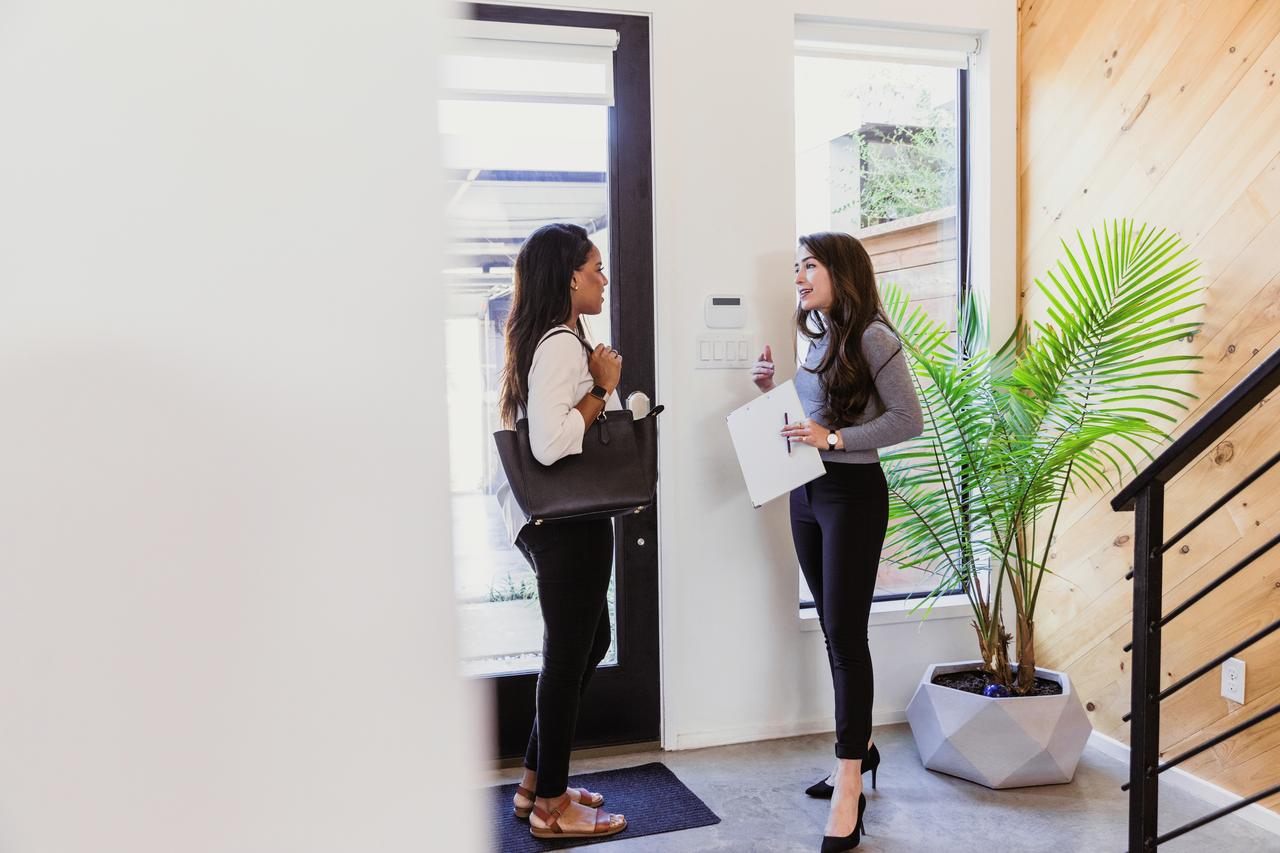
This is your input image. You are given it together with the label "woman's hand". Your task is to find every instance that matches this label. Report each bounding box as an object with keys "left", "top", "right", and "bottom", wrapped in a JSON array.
[
  {"left": 588, "top": 343, "right": 622, "bottom": 393},
  {"left": 781, "top": 418, "right": 841, "bottom": 450},
  {"left": 751, "top": 344, "right": 776, "bottom": 392}
]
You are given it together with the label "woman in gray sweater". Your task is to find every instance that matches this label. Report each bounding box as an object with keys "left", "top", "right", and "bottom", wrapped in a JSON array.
[{"left": 753, "top": 232, "right": 923, "bottom": 852}]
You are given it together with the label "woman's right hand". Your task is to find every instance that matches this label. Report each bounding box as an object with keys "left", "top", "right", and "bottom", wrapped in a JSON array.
[
  {"left": 751, "top": 344, "right": 775, "bottom": 392},
  {"left": 589, "top": 343, "right": 622, "bottom": 393}
]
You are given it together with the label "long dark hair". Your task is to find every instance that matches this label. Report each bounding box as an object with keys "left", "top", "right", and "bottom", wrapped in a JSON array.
[
  {"left": 796, "top": 231, "right": 898, "bottom": 427},
  {"left": 499, "top": 223, "right": 594, "bottom": 427}
]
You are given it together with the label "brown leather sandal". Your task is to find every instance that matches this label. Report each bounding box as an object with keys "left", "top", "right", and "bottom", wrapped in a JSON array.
[
  {"left": 529, "top": 797, "right": 626, "bottom": 840},
  {"left": 512, "top": 785, "right": 603, "bottom": 819}
]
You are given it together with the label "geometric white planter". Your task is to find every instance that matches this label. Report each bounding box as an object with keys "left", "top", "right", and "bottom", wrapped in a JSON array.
[{"left": 905, "top": 660, "right": 1093, "bottom": 789}]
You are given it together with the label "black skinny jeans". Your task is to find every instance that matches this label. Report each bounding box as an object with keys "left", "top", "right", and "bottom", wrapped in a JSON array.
[
  {"left": 514, "top": 517, "right": 614, "bottom": 798},
  {"left": 790, "top": 461, "right": 889, "bottom": 760}
]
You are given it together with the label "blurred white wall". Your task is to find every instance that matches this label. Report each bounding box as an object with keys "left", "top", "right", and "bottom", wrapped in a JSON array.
[{"left": 0, "top": 1, "right": 485, "bottom": 850}]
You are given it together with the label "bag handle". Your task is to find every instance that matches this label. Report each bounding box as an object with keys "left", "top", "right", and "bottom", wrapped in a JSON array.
[
  {"left": 542, "top": 327, "right": 606, "bottom": 424},
  {"left": 540, "top": 326, "right": 592, "bottom": 354}
]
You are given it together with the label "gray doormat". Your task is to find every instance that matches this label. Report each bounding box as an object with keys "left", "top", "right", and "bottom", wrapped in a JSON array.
[{"left": 489, "top": 762, "right": 721, "bottom": 851}]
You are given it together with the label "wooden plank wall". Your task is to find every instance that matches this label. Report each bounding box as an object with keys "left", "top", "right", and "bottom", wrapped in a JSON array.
[
  {"left": 1019, "top": 0, "right": 1280, "bottom": 811},
  {"left": 859, "top": 207, "right": 958, "bottom": 330}
]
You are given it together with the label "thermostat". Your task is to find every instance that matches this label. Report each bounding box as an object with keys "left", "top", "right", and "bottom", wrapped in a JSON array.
[{"left": 705, "top": 295, "right": 746, "bottom": 329}]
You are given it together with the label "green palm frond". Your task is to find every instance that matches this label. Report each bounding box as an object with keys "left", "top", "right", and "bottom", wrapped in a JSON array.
[{"left": 876, "top": 221, "right": 1202, "bottom": 692}]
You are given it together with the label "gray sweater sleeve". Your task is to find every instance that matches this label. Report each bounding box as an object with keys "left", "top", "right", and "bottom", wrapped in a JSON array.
[{"left": 838, "top": 323, "right": 925, "bottom": 452}]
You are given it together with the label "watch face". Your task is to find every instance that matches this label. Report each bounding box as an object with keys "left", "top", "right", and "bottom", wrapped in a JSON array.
[{"left": 827, "top": 434, "right": 838, "bottom": 447}]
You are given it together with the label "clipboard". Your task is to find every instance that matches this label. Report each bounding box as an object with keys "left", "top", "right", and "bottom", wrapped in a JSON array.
[{"left": 726, "top": 380, "right": 826, "bottom": 507}]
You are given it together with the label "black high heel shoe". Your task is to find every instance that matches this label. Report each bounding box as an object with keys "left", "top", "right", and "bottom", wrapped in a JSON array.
[
  {"left": 805, "top": 743, "right": 880, "bottom": 798},
  {"left": 820, "top": 792, "right": 866, "bottom": 852}
]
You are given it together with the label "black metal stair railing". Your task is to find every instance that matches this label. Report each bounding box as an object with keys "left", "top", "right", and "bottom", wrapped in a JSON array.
[{"left": 1110, "top": 344, "right": 1280, "bottom": 852}]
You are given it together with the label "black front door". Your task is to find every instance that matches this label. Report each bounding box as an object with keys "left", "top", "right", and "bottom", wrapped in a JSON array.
[{"left": 445, "top": 3, "right": 658, "bottom": 758}]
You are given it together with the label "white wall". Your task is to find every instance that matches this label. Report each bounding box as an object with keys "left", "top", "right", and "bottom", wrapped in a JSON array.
[
  {"left": 0, "top": 2, "right": 485, "bottom": 852},
  {"left": 497, "top": 0, "right": 1017, "bottom": 750}
]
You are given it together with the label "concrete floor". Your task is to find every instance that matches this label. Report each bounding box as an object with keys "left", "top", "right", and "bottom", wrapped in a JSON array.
[{"left": 491, "top": 725, "right": 1280, "bottom": 852}]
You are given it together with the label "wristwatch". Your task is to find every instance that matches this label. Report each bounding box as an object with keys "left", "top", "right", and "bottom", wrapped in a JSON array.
[
  {"left": 589, "top": 385, "right": 609, "bottom": 402},
  {"left": 826, "top": 432, "right": 840, "bottom": 450}
]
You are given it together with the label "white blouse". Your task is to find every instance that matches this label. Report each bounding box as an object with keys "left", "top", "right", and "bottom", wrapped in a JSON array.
[{"left": 498, "top": 325, "right": 622, "bottom": 543}]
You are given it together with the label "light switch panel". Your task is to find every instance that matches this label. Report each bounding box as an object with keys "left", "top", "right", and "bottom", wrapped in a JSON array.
[{"left": 696, "top": 333, "right": 754, "bottom": 369}]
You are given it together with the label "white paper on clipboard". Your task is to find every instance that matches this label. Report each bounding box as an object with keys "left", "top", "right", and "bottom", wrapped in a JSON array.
[{"left": 726, "top": 380, "right": 826, "bottom": 507}]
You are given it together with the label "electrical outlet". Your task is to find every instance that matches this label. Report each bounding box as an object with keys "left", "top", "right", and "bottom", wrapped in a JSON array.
[{"left": 1221, "top": 657, "right": 1246, "bottom": 704}]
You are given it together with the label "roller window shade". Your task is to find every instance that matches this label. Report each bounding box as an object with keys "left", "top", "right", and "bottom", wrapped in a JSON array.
[
  {"left": 444, "top": 20, "right": 620, "bottom": 106},
  {"left": 795, "top": 20, "right": 980, "bottom": 69}
]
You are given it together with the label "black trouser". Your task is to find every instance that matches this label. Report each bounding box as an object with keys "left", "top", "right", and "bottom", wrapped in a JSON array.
[
  {"left": 790, "top": 461, "right": 889, "bottom": 761},
  {"left": 514, "top": 517, "right": 614, "bottom": 798}
]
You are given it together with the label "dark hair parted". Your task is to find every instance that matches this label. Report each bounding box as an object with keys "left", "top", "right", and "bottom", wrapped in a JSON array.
[
  {"left": 499, "top": 223, "right": 594, "bottom": 428},
  {"left": 796, "top": 231, "right": 901, "bottom": 428}
]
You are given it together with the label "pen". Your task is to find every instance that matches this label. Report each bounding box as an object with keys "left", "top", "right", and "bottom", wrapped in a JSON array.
[{"left": 784, "top": 412, "right": 791, "bottom": 455}]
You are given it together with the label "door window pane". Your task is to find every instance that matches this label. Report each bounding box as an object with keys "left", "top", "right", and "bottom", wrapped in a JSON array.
[{"left": 442, "top": 93, "right": 616, "bottom": 677}]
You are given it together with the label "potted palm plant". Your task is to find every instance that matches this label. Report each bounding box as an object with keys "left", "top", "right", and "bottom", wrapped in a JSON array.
[{"left": 887, "top": 221, "right": 1203, "bottom": 788}]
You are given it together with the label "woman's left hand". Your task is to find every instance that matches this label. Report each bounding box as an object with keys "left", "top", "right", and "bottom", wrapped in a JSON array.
[{"left": 781, "top": 418, "right": 836, "bottom": 449}]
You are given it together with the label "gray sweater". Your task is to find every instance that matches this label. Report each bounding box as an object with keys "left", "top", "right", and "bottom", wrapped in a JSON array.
[{"left": 794, "top": 320, "right": 925, "bottom": 464}]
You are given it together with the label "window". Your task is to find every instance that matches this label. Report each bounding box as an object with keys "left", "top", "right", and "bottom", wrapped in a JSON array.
[
  {"left": 794, "top": 20, "right": 976, "bottom": 606},
  {"left": 442, "top": 18, "right": 617, "bottom": 676}
]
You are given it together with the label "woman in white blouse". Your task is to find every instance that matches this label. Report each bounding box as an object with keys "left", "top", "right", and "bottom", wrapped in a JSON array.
[{"left": 497, "top": 223, "right": 628, "bottom": 842}]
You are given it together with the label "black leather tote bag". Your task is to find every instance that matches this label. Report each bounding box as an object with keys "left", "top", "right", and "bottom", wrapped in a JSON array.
[{"left": 494, "top": 406, "right": 661, "bottom": 526}]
